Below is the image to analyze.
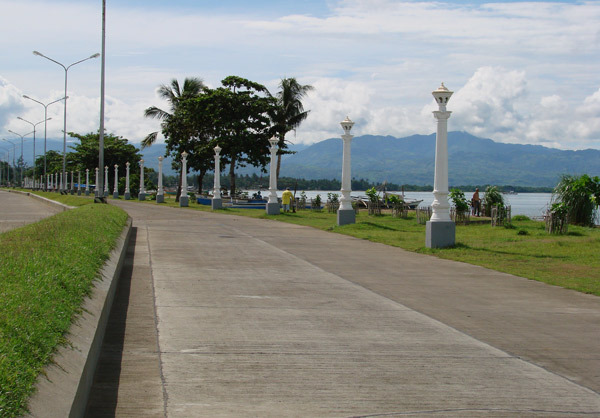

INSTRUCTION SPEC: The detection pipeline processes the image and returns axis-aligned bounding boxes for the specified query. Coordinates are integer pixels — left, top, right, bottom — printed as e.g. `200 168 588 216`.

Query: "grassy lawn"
140 195 600 296
0 202 128 417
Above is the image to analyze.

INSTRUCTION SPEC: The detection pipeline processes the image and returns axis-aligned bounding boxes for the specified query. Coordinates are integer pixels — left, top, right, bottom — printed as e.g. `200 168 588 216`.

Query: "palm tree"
142 77 206 149
269 77 314 178
143 77 205 201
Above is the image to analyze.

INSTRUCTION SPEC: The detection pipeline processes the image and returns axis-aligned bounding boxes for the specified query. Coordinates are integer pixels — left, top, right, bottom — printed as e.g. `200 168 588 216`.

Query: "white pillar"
77 171 81 195
55 173 58 192
94 167 99 197
180 151 189 207
212 145 222 209
338 116 356 225
156 157 164 203
59 170 63 193
103 166 109 197
124 162 131 200
70 171 74 194
426 82 455 248
138 159 146 200
113 164 119 199
85 169 90 196
266 137 279 215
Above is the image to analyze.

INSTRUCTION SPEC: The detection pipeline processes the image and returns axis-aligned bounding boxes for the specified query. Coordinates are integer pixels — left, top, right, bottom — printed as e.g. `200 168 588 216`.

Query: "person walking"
282 188 294 213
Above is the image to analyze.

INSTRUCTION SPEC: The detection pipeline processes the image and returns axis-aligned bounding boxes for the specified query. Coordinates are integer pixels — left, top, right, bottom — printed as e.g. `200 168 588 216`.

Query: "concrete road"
0 190 62 233
87 201 600 417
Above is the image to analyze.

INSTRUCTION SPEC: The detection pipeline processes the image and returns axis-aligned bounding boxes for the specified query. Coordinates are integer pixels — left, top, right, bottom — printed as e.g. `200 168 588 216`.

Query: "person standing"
282 188 294 213
472 188 481 216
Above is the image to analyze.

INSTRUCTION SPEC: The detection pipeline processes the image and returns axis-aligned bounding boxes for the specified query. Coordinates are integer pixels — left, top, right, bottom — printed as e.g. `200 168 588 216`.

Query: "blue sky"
1 0 599 153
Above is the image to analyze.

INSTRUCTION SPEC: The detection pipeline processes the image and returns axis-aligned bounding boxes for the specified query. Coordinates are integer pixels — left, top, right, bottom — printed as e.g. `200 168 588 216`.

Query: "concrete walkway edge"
26 216 133 418
6 189 75 211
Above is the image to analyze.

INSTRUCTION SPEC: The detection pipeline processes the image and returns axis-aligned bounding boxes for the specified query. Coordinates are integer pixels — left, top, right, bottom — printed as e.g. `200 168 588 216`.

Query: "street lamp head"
158 156 163 162
432 82 453 110
181 151 188 158
90 53 101 59
32 50 42 57
214 144 222 155
269 136 279 147
340 116 354 134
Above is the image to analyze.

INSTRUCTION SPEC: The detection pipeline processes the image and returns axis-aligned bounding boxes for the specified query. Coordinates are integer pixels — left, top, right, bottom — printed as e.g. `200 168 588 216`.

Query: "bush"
513 215 530 221
483 186 505 217
552 174 600 227
449 189 470 213
517 229 529 235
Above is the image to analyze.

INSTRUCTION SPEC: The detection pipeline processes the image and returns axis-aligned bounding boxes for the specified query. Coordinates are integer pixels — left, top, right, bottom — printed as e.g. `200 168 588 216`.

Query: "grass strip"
141 196 600 296
0 203 128 417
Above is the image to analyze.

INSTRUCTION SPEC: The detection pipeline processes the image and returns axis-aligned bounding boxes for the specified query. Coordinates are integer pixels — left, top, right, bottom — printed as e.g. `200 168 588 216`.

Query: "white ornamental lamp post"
85 168 90 196
138 159 146 201
47 174 50 190
77 171 81 195
266 137 280 215
124 162 131 200
55 172 59 192
70 170 75 194
156 156 164 203
426 82 455 248
103 166 109 197
94 167 99 197
180 151 189 207
338 116 355 225
212 145 222 209
113 164 119 199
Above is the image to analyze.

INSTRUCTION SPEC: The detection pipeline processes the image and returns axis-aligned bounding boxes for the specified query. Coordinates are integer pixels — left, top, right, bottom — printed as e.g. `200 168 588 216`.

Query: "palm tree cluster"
142 76 313 198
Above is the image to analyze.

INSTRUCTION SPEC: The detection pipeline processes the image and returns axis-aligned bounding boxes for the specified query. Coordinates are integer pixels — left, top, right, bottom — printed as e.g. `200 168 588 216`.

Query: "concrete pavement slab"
0 190 62 232
89 201 600 417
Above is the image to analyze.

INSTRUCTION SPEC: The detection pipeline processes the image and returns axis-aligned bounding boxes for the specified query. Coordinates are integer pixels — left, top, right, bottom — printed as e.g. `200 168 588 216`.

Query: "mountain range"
12 132 600 187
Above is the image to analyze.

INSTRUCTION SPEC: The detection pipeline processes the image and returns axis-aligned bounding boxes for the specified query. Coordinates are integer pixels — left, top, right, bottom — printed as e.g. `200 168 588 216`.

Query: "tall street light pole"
8 130 33 187
97 0 107 203
23 95 67 190
17 116 51 188
2 139 17 186
33 50 100 193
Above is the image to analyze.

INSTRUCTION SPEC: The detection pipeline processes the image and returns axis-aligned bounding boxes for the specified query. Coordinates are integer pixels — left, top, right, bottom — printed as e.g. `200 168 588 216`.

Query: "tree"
34 150 63 176
142 77 206 148
483 186 505 217
67 131 144 193
552 174 600 226
268 77 314 179
143 77 206 201
210 76 276 195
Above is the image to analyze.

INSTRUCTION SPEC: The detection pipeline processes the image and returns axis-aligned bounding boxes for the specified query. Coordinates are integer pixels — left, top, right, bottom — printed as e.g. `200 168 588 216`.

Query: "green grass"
0 203 128 417
142 196 600 296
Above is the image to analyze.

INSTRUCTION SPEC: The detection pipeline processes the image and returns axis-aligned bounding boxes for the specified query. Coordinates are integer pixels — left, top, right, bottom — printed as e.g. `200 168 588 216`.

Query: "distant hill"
17 133 600 187
273 132 600 187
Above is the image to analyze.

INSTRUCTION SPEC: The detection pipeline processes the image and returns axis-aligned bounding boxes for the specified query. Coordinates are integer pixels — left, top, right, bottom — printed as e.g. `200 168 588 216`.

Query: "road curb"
25 217 133 418
5 189 75 211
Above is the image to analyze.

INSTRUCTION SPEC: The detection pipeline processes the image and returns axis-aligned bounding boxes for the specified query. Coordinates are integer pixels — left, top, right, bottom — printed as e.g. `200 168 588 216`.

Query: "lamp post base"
113 192 119 199
124 192 130 200
212 198 222 210
85 190 90 196
337 208 356 226
138 193 146 201
180 196 189 207
266 202 280 215
77 190 82 196
426 220 456 248
156 194 164 203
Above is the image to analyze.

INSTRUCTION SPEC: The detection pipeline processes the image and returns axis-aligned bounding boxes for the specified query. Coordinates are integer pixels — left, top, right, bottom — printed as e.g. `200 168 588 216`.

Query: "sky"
1 0 599 155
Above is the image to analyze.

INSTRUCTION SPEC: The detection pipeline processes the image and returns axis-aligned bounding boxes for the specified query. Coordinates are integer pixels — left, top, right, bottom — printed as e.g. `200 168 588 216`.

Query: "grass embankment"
143 195 600 296
0 201 128 417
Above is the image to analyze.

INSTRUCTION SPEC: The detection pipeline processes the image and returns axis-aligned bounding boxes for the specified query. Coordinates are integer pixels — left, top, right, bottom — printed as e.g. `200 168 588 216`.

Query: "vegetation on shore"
0 201 128 417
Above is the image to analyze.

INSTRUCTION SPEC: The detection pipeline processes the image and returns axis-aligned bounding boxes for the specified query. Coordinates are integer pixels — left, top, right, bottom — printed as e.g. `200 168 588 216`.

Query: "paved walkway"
0 190 62 233
87 201 600 417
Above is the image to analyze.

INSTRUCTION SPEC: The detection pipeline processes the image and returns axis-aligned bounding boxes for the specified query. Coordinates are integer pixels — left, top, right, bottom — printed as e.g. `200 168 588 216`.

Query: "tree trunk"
229 157 236 197
175 169 182 202
275 132 285 180
197 170 205 194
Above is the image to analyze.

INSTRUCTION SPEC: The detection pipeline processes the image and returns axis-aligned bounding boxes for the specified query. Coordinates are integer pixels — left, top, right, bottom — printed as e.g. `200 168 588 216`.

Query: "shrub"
552 174 600 227
449 189 470 213
513 215 530 221
483 186 505 216
517 229 529 235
